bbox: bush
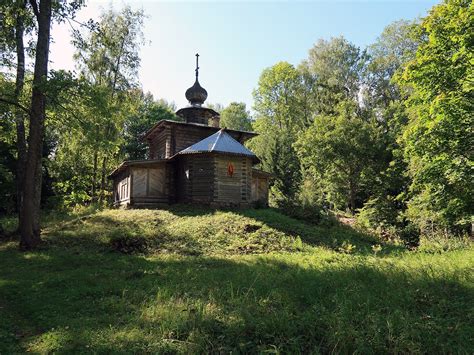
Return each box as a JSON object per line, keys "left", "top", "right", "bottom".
{"left": 418, "top": 234, "right": 473, "bottom": 254}
{"left": 278, "top": 200, "right": 322, "bottom": 225}
{"left": 398, "top": 223, "right": 420, "bottom": 249}
{"left": 357, "top": 197, "right": 400, "bottom": 236}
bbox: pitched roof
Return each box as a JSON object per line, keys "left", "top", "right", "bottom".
{"left": 177, "top": 129, "right": 258, "bottom": 161}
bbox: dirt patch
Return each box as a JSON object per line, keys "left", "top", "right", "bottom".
{"left": 243, "top": 224, "right": 262, "bottom": 233}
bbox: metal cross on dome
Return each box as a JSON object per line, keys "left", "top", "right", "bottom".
{"left": 195, "top": 53, "right": 199, "bottom": 79}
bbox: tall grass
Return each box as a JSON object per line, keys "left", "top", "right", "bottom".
{"left": 0, "top": 207, "right": 472, "bottom": 353}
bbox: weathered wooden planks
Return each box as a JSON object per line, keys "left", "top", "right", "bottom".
{"left": 250, "top": 170, "right": 270, "bottom": 206}
{"left": 130, "top": 165, "right": 168, "bottom": 206}
{"left": 148, "top": 168, "right": 166, "bottom": 196}
{"left": 214, "top": 156, "right": 252, "bottom": 204}
{"left": 133, "top": 168, "right": 147, "bottom": 197}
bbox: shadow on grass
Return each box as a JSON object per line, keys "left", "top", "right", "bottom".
{"left": 0, "top": 245, "right": 472, "bottom": 353}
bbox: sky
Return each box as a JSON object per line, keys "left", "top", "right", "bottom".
{"left": 49, "top": 0, "right": 440, "bottom": 111}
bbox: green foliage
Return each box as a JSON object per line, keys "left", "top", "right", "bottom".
{"left": 397, "top": 223, "right": 421, "bottom": 249}
{"left": 219, "top": 102, "right": 252, "bottom": 131}
{"left": 122, "top": 93, "right": 177, "bottom": 160}
{"left": 300, "top": 36, "right": 367, "bottom": 115}
{"left": 251, "top": 62, "right": 304, "bottom": 200}
{"left": 0, "top": 121, "right": 16, "bottom": 214}
{"left": 365, "top": 19, "right": 420, "bottom": 107}
{"left": 296, "top": 101, "right": 384, "bottom": 213}
{"left": 357, "top": 20, "right": 420, "bottom": 233}
{"left": 0, "top": 208, "right": 472, "bottom": 353}
{"left": 72, "top": 5, "right": 145, "bottom": 91}
{"left": 0, "top": 0, "right": 35, "bottom": 68}
{"left": 399, "top": 0, "right": 474, "bottom": 233}
{"left": 276, "top": 198, "right": 336, "bottom": 228}
{"left": 418, "top": 234, "right": 473, "bottom": 254}
{"left": 45, "top": 5, "right": 152, "bottom": 206}
{"left": 357, "top": 196, "right": 400, "bottom": 233}
{"left": 1, "top": 0, "right": 471, "bottom": 244}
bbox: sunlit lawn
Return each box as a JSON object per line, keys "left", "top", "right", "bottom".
{"left": 1, "top": 208, "right": 473, "bottom": 353}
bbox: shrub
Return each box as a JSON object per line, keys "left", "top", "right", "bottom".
{"left": 278, "top": 200, "right": 323, "bottom": 225}
{"left": 398, "top": 223, "right": 420, "bottom": 249}
{"left": 357, "top": 197, "right": 400, "bottom": 235}
{"left": 418, "top": 234, "right": 473, "bottom": 254}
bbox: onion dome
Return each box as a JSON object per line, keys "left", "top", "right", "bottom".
{"left": 185, "top": 53, "right": 208, "bottom": 106}
{"left": 185, "top": 79, "right": 208, "bottom": 106}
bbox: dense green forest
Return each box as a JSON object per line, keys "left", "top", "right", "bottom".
{"left": 0, "top": 0, "right": 472, "bottom": 249}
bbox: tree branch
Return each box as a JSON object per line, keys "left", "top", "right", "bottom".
{"left": 0, "top": 97, "right": 31, "bottom": 116}
{"left": 29, "top": 0, "right": 39, "bottom": 19}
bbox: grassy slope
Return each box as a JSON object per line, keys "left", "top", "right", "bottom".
{"left": 0, "top": 207, "right": 473, "bottom": 354}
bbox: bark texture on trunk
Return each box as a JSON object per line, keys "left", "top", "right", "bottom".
{"left": 91, "top": 151, "right": 98, "bottom": 201}
{"left": 348, "top": 174, "right": 356, "bottom": 215}
{"left": 19, "top": 0, "right": 52, "bottom": 250}
{"left": 99, "top": 156, "right": 107, "bottom": 202}
{"left": 15, "top": 1, "right": 27, "bottom": 215}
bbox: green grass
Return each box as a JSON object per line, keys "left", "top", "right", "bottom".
{"left": 0, "top": 207, "right": 473, "bottom": 353}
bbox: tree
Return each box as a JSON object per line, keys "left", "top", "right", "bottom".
{"left": 0, "top": 95, "right": 17, "bottom": 214}
{"left": 295, "top": 101, "right": 384, "bottom": 214}
{"left": 0, "top": 0, "right": 36, "bottom": 214}
{"left": 365, "top": 20, "right": 419, "bottom": 108}
{"left": 300, "top": 37, "right": 367, "bottom": 116}
{"left": 220, "top": 102, "right": 252, "bottom": 131}
{"left": 206, "top": 102, "right": 224, "bottom": 113}
{"left": 72, "top": 5, "right": 145, "bottom": 91}
{"left": 356, "top": 20, "right": 421, "bottom": 232}
{"left": 398, "top": 0, "right": 473, "bottom": 233}
{"left": 71, "top": 5, "right": 145, "bottom": 201}
{"left": 251, "top": 62, "right": 304, "bottom": 202}
{"left": 0, "top": 0, "right": 84, "bottom": 249}
{"left": 19, "top": 0, "right": 53, "bottom": 249}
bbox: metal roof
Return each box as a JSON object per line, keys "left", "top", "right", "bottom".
{"left": 178, "top": 129, "right": 257, "bottom": 158}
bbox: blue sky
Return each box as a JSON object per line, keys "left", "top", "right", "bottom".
{"left": 50, "top": 0, "right": 439, "bottom": 111}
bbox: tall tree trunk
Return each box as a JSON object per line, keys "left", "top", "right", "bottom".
{"left": 349, "top": 176, "right": 356, "bottom": 215}
{"left": 19, "top": 0, "right": 52, "bottom": 250}
{"left": 91, "top": 151, "right": 98, "bottom": 201}
{"left": 14, "top": 1, "right": 27, "bottom": 215}
{"left": 99, "top": 155, "right": 107, "bottom": 202}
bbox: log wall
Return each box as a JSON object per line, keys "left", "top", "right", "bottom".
{"left": 173, "top": 126, "right": 213, "bottom": 155}
{"left": 130, "top": 164, "right": 171, "bottom": 206}
{"left": 214, "top": 156, "right": 251, "bottom": 205}
{"left": 148, "top": 126, "right": 171, "bottom": 159}
{"left": 113, "top": 170, "right": 131, "bottom": 206}
{"left": 175, "top": 155, "right": 215, "bottom": 203}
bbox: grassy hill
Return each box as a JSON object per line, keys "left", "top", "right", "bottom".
{"left": 1, "top": 207, "right": 473, "bottom": 353}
